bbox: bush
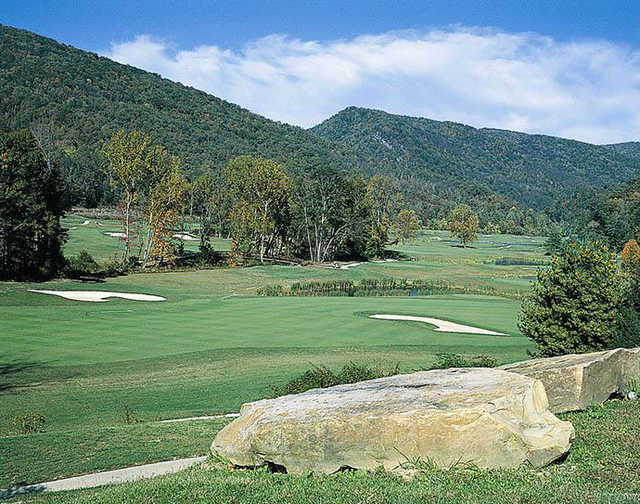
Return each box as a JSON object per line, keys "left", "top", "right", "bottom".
{"left": 519, "top": 241, "right": 625, "bottom": 357}
{"left": 428, "top": 353, "right": 498, "bottom": 369}
{"left": 271, "top": 362, "right": 400, "bottom": 397}
{"left": 99, "top": 258, "right": 128, "bottom": 277}
{"left": 64, "top": 250, "right": 100, "bottom": 278}
{"left": 10, "top": 412, "right": 46, "bottom": 434}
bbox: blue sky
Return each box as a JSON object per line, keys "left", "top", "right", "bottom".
{"left": 2, "top": 1, "right": 639, "bottom": 143}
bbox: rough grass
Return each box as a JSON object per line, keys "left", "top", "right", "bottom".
{"left": 17, "top": 399, "right": 640, "bottom": 504}
{"left": 0, "top": 419, "right": 229, "bottom": 489}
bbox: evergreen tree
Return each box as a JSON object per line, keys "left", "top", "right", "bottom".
{"left": 519, "top": 241, "right": 625, "bottom": 356}
{"left": 0, "top": 130, "right": 67, "bottom": 279}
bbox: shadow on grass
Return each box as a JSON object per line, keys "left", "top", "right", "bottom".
{"left": 0, "top": 483, "right": 45, "bottom": 500}
{"left": 0, "top": 357, "right": 61, "bottom": 394}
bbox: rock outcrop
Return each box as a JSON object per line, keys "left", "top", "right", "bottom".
{"left": 499, "top": 348, "right": 640, "bottom": 413}
{"left": 212, "top": 368, "right": 574, "bottom": 474}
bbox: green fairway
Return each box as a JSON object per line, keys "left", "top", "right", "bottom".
{"left": 1, "top": 222, "right": 547, "bottom": 489}
{"left": 2, "top": 292, "right": 523, "bottom": 365}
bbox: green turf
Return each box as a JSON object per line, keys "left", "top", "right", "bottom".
{"left": 1, "top": 293, "right": 523, "bottom": 365}
{"left": 1, "top": 220, "right": 551, "bottom": 490}
{"left": 61, "top": 215, "right": 230, "bottom": 261}
{"left": 0, "top": 419, "right": 229, "bottom": 489}
{"left": 15, "top": 399, "right": 639, "bottom": 504}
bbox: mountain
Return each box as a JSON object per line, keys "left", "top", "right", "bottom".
{"left": 1, "top": 24, "right": 636, "bottom": 230}
{"left": 603, "top": 142, "right": 639, "bottom": 163}
{"left": 310, "top": 107, "right": 639, "bottom": 213}
{"left": 0, "top": 24, "right": 365, "bottom": 180}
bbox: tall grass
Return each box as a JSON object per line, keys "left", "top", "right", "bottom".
{"left": 257, "top": 278, "right": 517, "bottom": 298}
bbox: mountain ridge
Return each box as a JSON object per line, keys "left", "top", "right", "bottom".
{"left": 1, "top": 23, "right": 637, "bottom": 227}
{"left": 310, "top": 106, "right": 638, "bottom": 212}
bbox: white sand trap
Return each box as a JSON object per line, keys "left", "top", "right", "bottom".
{"left": 173, "top": 233, "right": 198, "bottom": 241}
{"left": 104, "top": 232, "right": 127, "bottom": 238}
{"left": 29, "top": 290, "right": 166, "bottom": 303}
{"left": 81, "top": 220, "right": 91, "bottom": 225}
{"left": 340, "top": 262, "right": 362, "bottom": 270}
{"left": 369, "top": 314, "right": 505, "bottom": 335}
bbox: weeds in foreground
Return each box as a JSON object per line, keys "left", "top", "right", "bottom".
{"left": 9, "top": 412, "right": 46, "bottom": 434}
{"left": 393, "top": 447, "right": 480, "bottom": 474}
{"left": 120, "top": 404, "right": 141, "bottom": 424}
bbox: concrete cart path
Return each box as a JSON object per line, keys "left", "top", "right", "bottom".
{"left": 1, "top": 456, "right": 207, "bottom": 499}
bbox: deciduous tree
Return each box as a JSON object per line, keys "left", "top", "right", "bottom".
{"left": 103, "top": 130, "right": 151, "bottom": 261}
{"left": 291, "top": 166, "right": 368, "bottom": 262}
{"left": 449, "top": 204, "right": 479, "bottom": 247}
{"left": 223, "top": 156, "right": 291, "bottom": 263}
{"left": 393, "top": 209, "right": 420, "bottom": 244}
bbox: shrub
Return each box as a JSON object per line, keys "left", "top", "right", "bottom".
{"left": 519, "top": 241, "right": 625, "bottom": 357}
{"left": 428, "top": 353, "right": 498, "bottom": 369}
{"left": 10, "top": 412, "right": 46, "bottom": 434}
{"left": 99, "top": 258, "right": 128, "bottom": 277}
{"left": 64, "top": 250, "right": 100, "bottom": 278}
{"left": 271, "top": 362, "right": 400, "bottom": 397}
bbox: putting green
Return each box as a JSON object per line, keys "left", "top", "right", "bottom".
{"left": 1, "top": 291, "right": 523, "bottom": 366}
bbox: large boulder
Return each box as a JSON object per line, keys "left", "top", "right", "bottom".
{"left": 499, "top": 348, "right": 640, "bottom": 413}
{"left": 212, "top": 368, "right": 574, "bottom": 474}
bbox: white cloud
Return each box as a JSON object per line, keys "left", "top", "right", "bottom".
{"left": 103, "top": 28, "right": 640, "bottom": 144}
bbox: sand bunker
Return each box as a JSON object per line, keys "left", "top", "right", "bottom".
{"left": 369, "top": 314, "right": 505, "bottom": 335}
{"left": 29, "top": 290, "right": 166, "bottom": 303}
{"left": 104, "top": 232, "right": 127, "bottom": 238}
{"left": 81, "top": 220, "right": 91, "bottom": 225}
{"left": 173, "top": 233, "right": 198, "bottom": 241}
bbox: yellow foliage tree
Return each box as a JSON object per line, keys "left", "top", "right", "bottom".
{"left": 621, "top": 239, "right": 640, "bottom": 268}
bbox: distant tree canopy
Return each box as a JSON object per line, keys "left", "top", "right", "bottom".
{"left": 561, "top": 179, "right": 640, "bottom": 250}
{"left": 0, "top": 130, "right": 67, "bottom": 279}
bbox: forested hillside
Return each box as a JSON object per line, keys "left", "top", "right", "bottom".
{"left": 311, "top": 107, "right": 639, "bottom": 213}
{"left": 0, "top": 24, "right": 366, "bottom": 203}
{"left": 1, "top": 24, "right": 637, "bottom": 232}
{"left": 603, "top": 142, "right": 639, "bottom": 163}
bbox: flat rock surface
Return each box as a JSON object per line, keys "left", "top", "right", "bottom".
{"left": 213, "top": 368, "right": 574, "bottom": 474}
{"left": 500, "top": 348, "right": 640, "bottom": 413}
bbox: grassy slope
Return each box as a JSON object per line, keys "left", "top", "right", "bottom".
{"left": 1, "top": 226, "right": 545, "bottom": 488}
{"left": 18, "top": 399, "right": 640, "bottom": 504}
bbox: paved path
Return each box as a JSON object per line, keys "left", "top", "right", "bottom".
{"left": 158, "top": 413, "right": 239, "bottom": 423}
{"left": 1, "top": 456, "right": 207, "bottom": 499}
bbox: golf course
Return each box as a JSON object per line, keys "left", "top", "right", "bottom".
{"left": 0, "top": 219, "right": 544, "bottom": 488}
